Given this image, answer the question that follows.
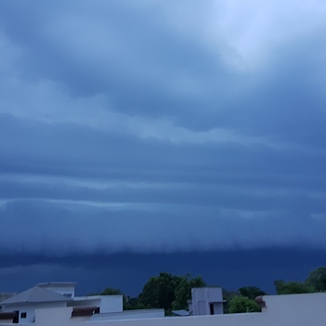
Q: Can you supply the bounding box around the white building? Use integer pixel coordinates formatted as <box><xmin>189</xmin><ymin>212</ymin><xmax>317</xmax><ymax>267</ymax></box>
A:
<box><xmin>188</xmin><ymin>287</ymin><xmax>224</xmax><ymax>315</ymax></box>
<box><xmin>0</xmin><ymin>285</ymin><xmax>72</xmax><ymax>323</ymax></box>
<box><xmin>2</xmin><ymin>283</ymin><xmax>326</xmax><ymax>326</ymax></box>
<box><xmin>0</xmin><ymin>282</ymin><xmax>163</xmax><ymax>324</ymax></box>
<box><xmin>31</xmin><ymin>292</ymin><xmax>326</xmax><ymax>326</ymax></box>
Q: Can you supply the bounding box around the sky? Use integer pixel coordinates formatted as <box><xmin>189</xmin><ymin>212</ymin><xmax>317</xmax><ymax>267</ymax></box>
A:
<box><xmin>0</xmin><ymin>0</ymin><xmax>326</xmax><ymax>296</ymax></box>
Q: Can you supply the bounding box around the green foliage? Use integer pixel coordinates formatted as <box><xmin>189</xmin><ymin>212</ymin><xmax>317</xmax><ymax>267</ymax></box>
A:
<box><xmin>172</xmin><ymin>275</ymin><xmax>206</xmax><ymax>310</ymax></box>
<box><xmin>91</xmin><ymin>265</ymin><xmax>326</xmax><ymax>315</ymax></box>
<box><xmin>139</xmin><ymin>272</ymin><xmax>180</xmax><ymax>311</ymax></box>
<box><xmin>238</xmin><ymin>286</ymin><xmax>266</xmax><ymax>300</ymax></box>
<box><xmin>88</xmin><ymin>287</ymin><xmax>123</xmax><ymax>296</ymax></box>
<box><xmin>139</xmin><ymin>272</ymin><xmax>206</xmax><ymax>312</ymax></box>
<box><xmin>306</xmin><ymin>267</ymin><xmax>326</xmax><ymax>292</ymax></box>
<box><xmin>274</xmin><ymin>280</ymin><xmax>315</xmax><ymax>295</ymax></box>
<box><xmin>229</xmin><ymin>296</ymin><xmax>261</xmax><ymax>313</ymax></box>
<box><xmin>222</xmin><ymin>289</ymin><xmax>239</xmax><ymax>314</ymax></box>
<box><xmin>123</xmin><ymin>296</ymin><xmax>147</xmax><ymax>310</ymax></box>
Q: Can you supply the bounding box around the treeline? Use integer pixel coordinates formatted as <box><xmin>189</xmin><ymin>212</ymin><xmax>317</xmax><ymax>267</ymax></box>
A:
<box><xmin>275</xmin><ymin>266</ymin><xmax>326</xmax><ymax>294</ymax></box>
<box><xmin>92</xmin><ymin>266</ymin><xmax>326</xmax><ymax>314</ymax></box>
<box><xmin>92</xmin><ymin>273</ymin><xmax>206</xmax><ymax>315</ymax></box>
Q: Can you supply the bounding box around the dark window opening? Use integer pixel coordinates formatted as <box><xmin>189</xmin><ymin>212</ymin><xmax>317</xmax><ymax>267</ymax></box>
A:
<box><xmin>20</xmin><ymin>312</ymin><xmax>27</xmax><ymax>319</ymax></box>
<box><xmin>63</xmin><ymin>293</ymin><xmax>72</xmax><ymax>297</ymax></box>
<box><xmin>13</xmin><ymin>311</ymin><xmax>19</xmax><ymax>323</ymax></box>
<box><xmin>210</xmin><ymin>303</ymin><xmax>214</xmax><ymax>315</ymax></box>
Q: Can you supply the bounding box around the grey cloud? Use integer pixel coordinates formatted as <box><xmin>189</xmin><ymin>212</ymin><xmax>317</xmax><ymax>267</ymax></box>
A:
<box><xmin>0</xmin><ymin>1</ymin><xmax>239</xmax><ymax>118</ymax></box>
<box><xmin>0</xmin><ymin>199</ymin><xmax>326</xmax><ymax>257</ymax></box>
<box><xmin>3</xmin><ymin>0</ymin><xmax>325</xmax><ymax>151</ymax></box>
<box><xmin>2</xmin><ymin>113</ymin><xmax>326</xmax><ymax>181</ymax></box>
<box><xmin>0</xmin><ymin>0</ymin><xmax>326</xmax><ymax>258</ymax></box>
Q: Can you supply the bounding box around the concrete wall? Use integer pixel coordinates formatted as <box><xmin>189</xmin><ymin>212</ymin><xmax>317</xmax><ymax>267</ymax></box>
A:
<box><xmin>91</xmin><ymin>309</ymin><xmax>165</xmax><ymax>321</ymax></box>
<box><xmin>34</xmin><ymin>293</ymin><xmax>326</xmax><ymax>326</ymax></box>
<box><xmin>261</xmin><ymin>292</ymin><xmax>326</xmax><ymax>325</ymax></box>
<box><xmin>1</xmin><ymin>306</ymin><xmax>34</xmax><ymax>324</ymax></box>
<box><xmin>191</xmin><ymin>288</ymin><xmax>223</xmax><ymax>315</ymax></box>
<box><xmin>212</xmin><ymin>302</ymin><xmax>223</xmax><ymax>314</ymax></box>
<box><xmin>98</xmin><ymin>295</ymin><xmax>123</xmax><ymax>313</ymax></box>
<box><xmin>70</xmin><ymin>295</ymin><xmax>123</xmax><ymax>313</ymax></box>
<box><xmin>35</xmin><ymin>307</ymin><xmax>72</xmax><ymax>326</ymax></box>
<box><xmin>2</xmin><ymin>302</ymin><xmax>66</xmax><ymax>324</ymax></box>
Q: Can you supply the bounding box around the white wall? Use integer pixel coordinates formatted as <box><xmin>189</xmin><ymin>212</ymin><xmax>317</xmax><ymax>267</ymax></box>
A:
<box><xmin>2</xmin><ymin>306</ymin><xmax>34</xmax><ymax>324</ymax></box>
<box><xmin>91</xmin><ymin>309</ymin><xmax>165</xmax><ymax>321</ymax></box>
<box><xmin>69</xmin><ymin>297</ymin><xmax>101</xmax><ymax>308</ymax></box>
<box><xmin>72</xmin><ymin>295</ymin><xmax>123</xmax><ymax>313</ymax></box>
<box><xmin>98</xmin><ymin>295</ymin><xmax>123</xmax><ymax>313</ymax></box>
<box><xmin>35</xmin><ymin>307</ymin><xmax>72</xmax><ymax>326</ymax></box>
<box><xmin>2</xmin><ymin>302</ymin><xmax>66</xmax><ymax>324</ymax></box>
<box><xmin>35</xmin><ymin>309</ymin><xmax>263</xmax><ymax>326</ymax></box>
<box><xmin>191</xmin><ymin>288</ymin><xmax>223</xmax><ymax>315</ymax></box>
<box><xmin>261</xmin><ymin>292</ymin><xmax>326</xmax><ymax>326</ymax></box>
<box><xmin>33</xmin><ymin>293</ymin><xmax>326</xmax><ymax>326</ymax></box>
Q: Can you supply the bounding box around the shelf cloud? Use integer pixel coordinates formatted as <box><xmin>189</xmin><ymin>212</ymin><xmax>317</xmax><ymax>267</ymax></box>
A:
<box><xmin>1</xmin><ymin>0</ymin><xmax>326</xmax><ymax>258</ymax></box>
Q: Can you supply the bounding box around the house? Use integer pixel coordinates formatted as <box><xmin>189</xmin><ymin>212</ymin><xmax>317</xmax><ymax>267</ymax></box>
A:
<box><xmin>0</xmin><ymin>285</ymin><xmax>73</xmax><ymax>323</ymax></box>
<box><xmin>0</xmin><ymin>282</ymin><xmax>161</xmax><ymax>324</ymax></box>
<box><xmin>3</xmin><ymin>282</ymin><xmax>326</xmax><ymax>326</ymax></box>
<box><xmin>31</xmin><ymin>292</ymin><xmax>326</xmax><ymax>326</ymax></box>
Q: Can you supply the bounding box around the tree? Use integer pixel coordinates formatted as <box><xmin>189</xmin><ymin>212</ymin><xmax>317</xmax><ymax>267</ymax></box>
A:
<box><xmin>274</xmin><ymin>280</ymin><xmax>314</xmax><ymax>295</ymax></box>
<box><xmin>139</xmin><ymin>272</ymin><xmax>180</xmax><ymax>311</ymax></box>
<box><xmin>88</xmin><ymin>287</ymin><xmax>123</xmax><ymax>296</ymax></box>
<box><xmin>229</xmin><ymin>296</ymin><xmax>261</xmax><ymax>313</ymax></box>
<box><xmin>89</xmin><ymin>287</ymin><xmax>133</xmax><ymax>309</ymax></box>
<box><xmin>139</xmin><ymin>272</ymin><xmax>207</xmax><ymax>314</ymax></box>
<box><xmin>306</xmin><ymin>267</ymin><xmax>326</xmax><ymax>292</ymax></box>
<box><xmin>172</xmin><ymin>275</ymin><xmax>206</xmax><ymax>310</ymax></box>
<box><xmin>123</xmin><ymin>296</ymin><xmax>146</xmax><ymax>310</ymax></box>
<box><xmin>238</xmin><ymin>286</ymin><xmax>266</xmax><ymax>300</ymax></box>
<box><xmin>222</xmin><ymin>289</ymin><xmax>239</xmax><ymax>314</ymax></box>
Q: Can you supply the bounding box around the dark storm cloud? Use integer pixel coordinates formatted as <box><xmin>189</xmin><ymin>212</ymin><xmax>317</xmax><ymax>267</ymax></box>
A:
<box><xmin>1</xmin><ymin>197</ymin><xmax>326</xmax><ymax>256</ymax></box>
<box><xmin>0</xmin><ymin>0</ymin><xmax>239</xmax><ymax>121</ymax></box>
<box><xmin>0</xmin><ymin>0</ymin><xmax>326</xmax><ymax>257</ymax></box>
<box><xmin>1</xmin><ymin>110</ymin><xmax>326</xmax><ymax>252</ymax></box>
<box><xmin>1</xmin><ymin>249</ymin><xmax>326</xmax><ymax>295</ymax></box>
<box><xmin>2</xmin><ymin>114</ymin><xmax>326</xmax><ymax>176</ymax></box>
<box><xmin>1</xmin><ymin>0</ymin><xmax>325</xmax><ymax>145</ymax></box>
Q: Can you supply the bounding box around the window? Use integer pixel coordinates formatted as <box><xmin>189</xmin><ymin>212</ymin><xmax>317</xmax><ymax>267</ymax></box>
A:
<box><xmin>20</xmin><ymin>312</ymin><xmax>27</xmax><ymax>319</ymax></box>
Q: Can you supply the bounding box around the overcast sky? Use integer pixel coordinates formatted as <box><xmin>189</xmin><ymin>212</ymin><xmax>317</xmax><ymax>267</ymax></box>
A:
<box><xmin>0</xmin><ymin>0</ymin><xmax>326</xmax><ymax>293</ymax></box>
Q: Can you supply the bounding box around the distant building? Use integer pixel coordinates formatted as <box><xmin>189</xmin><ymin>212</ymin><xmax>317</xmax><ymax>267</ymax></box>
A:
<box><xmin>188</xmin><ymin>287</ymin><xmax>225</xmax><ymax>316</ymax></box>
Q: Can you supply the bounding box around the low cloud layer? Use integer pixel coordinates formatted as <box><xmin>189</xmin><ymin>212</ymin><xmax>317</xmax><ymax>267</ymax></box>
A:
<box><xmin>1</xmin><ymin>1</ymin><xmax>326</xmax><ymax>256</ymax></box>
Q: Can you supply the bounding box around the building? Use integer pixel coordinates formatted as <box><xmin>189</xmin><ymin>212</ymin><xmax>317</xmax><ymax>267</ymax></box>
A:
<box><xmin>188</xmin><ymin>287</ymin><xmax>224</xmax><ymax>315</ymax></box>
<box><xmin>0</xmin><ymin>282</ymin><xmax>163</xmax><ymax>324</ymax></box>
<box><xmin>1</xmin><ymin>283</ymin><xmax>326</xmax><ymax>326</ymax></box>
<box><xmin>0</xmin><ymin>285</ymin><xmax>72</xmax><ymax>323</ymax></box>
<box><xmin>31</xmin><ymin>292</ymin><xmax>326</xmax><ymax>326</ymax></box>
